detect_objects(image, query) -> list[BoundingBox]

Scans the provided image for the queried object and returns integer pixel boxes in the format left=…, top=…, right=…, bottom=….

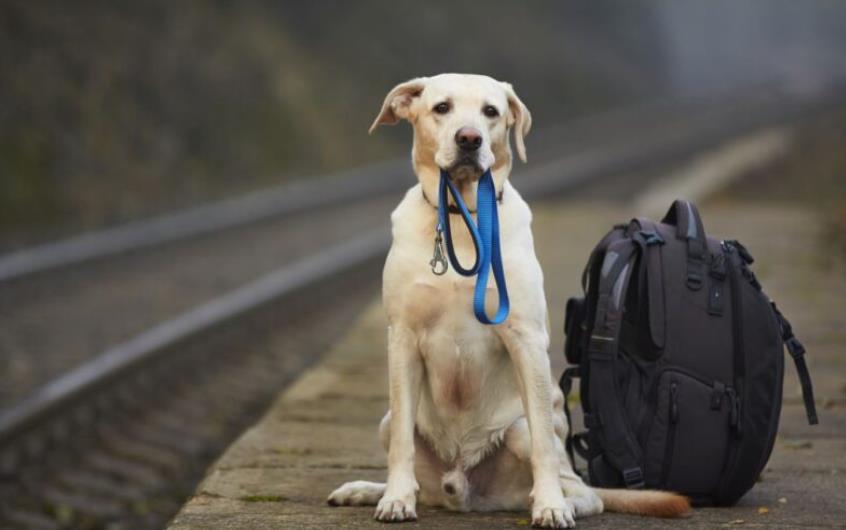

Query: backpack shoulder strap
left=561, top=224, right=630, bottom=479
left=632, top=217, right=667, bottom=349
left=581, top=224, right=629, bottom=292
left=587, top=236, right=646, bottom=488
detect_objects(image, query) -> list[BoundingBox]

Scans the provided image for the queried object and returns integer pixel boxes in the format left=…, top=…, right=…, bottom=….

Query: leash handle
left=439, top=171, right=482, bottom=275
left=437, top=169, right=509, bottom=324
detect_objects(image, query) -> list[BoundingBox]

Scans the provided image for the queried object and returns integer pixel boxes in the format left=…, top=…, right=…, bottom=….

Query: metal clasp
left=430, top=224, right=448, bottom=275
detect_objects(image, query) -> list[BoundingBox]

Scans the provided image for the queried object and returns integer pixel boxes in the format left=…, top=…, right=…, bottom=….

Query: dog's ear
left=501, top=82, right=532, bottom=163
left=369, top=77, right=428, bottom=134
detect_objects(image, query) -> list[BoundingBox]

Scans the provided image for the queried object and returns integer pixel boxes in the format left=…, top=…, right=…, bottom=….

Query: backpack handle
left=661, top=200, right=708, bottom=291
left=661, top=199, right=707, bottom=243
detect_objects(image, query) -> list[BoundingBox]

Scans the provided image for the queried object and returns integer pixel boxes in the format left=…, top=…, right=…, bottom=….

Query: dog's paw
left=531, top=498, right=576, bottom=528
left=327, top=481, right=385, bottom=506
left=374, top=493, right=417, bottom=523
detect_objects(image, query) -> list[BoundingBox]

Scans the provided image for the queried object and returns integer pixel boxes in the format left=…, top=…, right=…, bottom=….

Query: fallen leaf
left=516, top=519, right=531, bottom=526
left=728, top=519, right=745, bottom=525
left=778, top=497, right=787, bottom=504
left=758, top=506, right=770, bottom=515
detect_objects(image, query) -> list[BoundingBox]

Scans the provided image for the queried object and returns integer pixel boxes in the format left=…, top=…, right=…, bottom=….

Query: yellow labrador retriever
left=328, top=74, right=689, bottom=528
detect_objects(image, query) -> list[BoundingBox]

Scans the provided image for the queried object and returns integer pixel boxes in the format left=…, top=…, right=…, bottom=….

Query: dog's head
left=369, top=74, right=531, bottom=184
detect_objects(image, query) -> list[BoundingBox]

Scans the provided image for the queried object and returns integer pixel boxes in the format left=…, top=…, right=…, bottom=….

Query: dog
left=327, top=74, right=689, bottom=528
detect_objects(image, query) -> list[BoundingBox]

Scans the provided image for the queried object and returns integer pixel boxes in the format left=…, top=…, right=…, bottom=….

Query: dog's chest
left=407, top=279, right=509, bottom=410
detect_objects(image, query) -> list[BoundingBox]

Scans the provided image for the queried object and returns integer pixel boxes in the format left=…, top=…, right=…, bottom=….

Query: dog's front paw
left=531, top=496, right=576, bottom=529
left=374, top=492, right=417, bottom=523
left=327, top=481, right=385, bottom=506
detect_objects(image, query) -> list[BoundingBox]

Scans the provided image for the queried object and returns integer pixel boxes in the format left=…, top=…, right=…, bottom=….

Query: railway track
left=0, top=236, right=386, bottom=529
left=0, top=87, right=837, bottom=529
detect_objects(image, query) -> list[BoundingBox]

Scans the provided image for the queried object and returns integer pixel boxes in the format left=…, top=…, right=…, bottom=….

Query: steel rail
left=0, top=159, right=408, bottom=283
left=0, top=229, right=390, bottom=450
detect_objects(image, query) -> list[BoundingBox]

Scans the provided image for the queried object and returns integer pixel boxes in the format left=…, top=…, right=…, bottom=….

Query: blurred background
left=3, top=0, right=845, bottom=249
left=1, top=1, right=846, bottom=529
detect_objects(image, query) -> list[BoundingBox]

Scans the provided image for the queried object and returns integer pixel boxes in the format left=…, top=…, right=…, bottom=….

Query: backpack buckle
left=622, top=467, right=645, bottom=488
left=638, top=230, right=665, bottom=246
left=785, top=336, right=806, bottom=359
left=686, top=269, right=703, bottom=291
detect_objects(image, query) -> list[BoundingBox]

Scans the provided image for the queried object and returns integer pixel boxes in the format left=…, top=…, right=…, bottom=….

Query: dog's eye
left=483, top=105, right=499, bottom=118
left=433, top=102, right=451, bottom=115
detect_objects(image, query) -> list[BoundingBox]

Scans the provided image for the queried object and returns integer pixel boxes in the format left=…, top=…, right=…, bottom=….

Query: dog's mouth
left=445, top=156, right=484, bottom=182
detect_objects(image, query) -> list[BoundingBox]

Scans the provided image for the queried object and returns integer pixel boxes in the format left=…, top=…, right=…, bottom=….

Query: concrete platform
left=168, top=199, right=846, bottom=529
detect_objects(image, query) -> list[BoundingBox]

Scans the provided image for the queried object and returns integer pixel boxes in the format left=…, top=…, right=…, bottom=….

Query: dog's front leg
left=375, top=323, right=423, bottom=523
left=499, top=324, right=575, bottom=529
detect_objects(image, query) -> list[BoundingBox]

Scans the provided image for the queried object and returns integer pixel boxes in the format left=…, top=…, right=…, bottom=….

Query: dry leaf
left=783, top=439, right=813, bottom=450
left=758, top=506, right=770, bottom=515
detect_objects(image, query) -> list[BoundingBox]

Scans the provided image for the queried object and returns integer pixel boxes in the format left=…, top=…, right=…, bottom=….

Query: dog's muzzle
left=447, top=127, right=485, bottom=181
left=447, top=157, right=484, bottom=181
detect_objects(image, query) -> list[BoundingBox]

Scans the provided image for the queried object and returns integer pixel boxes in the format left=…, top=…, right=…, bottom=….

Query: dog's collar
left=422, top=187, right=503, bottom=214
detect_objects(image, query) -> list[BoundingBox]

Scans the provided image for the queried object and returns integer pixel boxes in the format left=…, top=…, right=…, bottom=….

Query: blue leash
left=433, top=169, right=510, bottom=325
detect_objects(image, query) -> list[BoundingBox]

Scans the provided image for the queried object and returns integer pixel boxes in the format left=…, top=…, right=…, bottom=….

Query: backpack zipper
left=715, top=242, right=747, bottom=499
left=724, top=242, right=747, bottom=395
left=660, top=380, right=680, bottom=486
left=640, top=366, right=739, bottom=489
left=638, top=365, right=719, bottom=444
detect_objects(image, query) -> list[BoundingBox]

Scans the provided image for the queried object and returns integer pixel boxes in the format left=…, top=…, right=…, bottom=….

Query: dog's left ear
left=369, top=77, right=428, bottom=134
left=501, top=82, right=532, bottom=163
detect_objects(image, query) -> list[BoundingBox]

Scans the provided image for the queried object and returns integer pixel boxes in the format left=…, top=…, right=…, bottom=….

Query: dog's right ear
left=369, top=77, right=428, bottom=134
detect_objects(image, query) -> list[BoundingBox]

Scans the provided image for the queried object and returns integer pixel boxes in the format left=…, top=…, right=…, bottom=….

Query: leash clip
left=430, top=224, right=448, bottom=275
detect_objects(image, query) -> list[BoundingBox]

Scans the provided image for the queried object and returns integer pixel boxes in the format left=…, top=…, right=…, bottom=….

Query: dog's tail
left=593, top=488, right=690, bottom=518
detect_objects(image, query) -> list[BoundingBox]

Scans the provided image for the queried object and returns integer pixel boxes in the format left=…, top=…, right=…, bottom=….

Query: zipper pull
left=430, top=224, right=448, bottom=275
left=670, top=382, right=679, bottom=424
left=727, top=387, right=743, bottom=438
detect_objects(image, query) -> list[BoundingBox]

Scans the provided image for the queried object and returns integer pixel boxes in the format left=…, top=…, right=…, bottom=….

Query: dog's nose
left=455, top=127, right=482, bottom=152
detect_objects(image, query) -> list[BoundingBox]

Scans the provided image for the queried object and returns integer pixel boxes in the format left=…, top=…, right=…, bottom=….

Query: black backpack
left=560, top=199, right=818, bottom=506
